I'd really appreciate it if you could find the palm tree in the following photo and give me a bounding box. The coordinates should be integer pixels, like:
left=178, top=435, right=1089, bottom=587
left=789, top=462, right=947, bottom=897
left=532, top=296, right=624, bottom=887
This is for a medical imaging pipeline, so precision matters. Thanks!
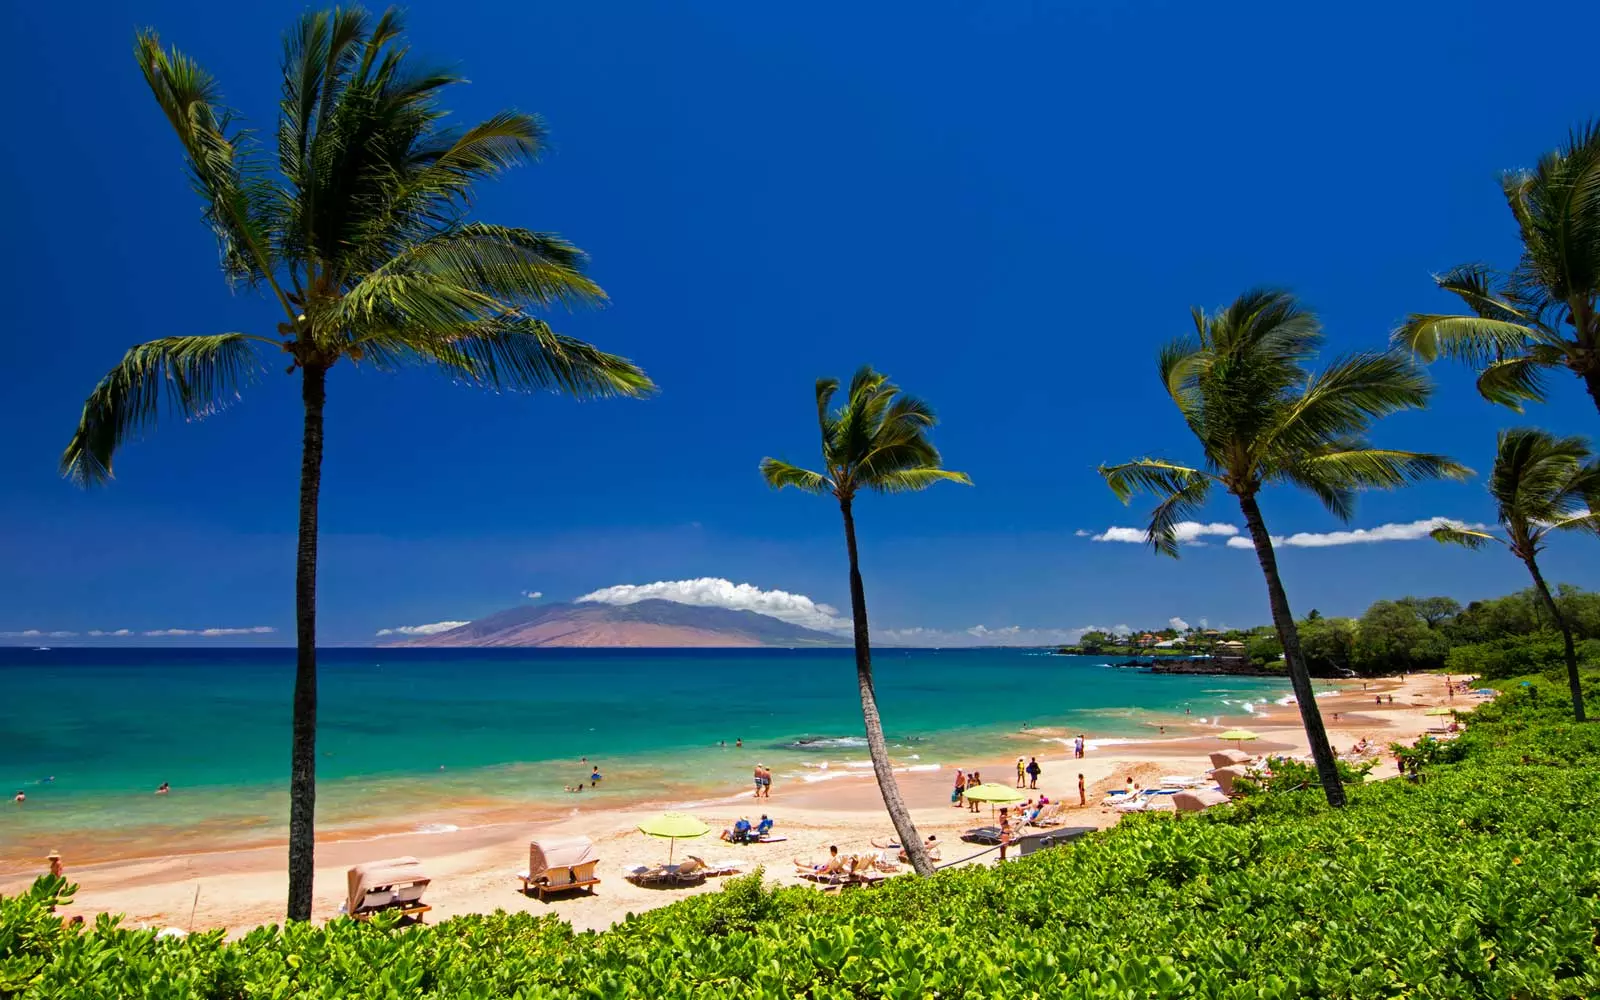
left=1395, top=124, right=1600, bottom=415
left=61, top=8, right=651, bottom=921
left=1431, top=428, right=1600, bottom=721
left=1100, top=290, right=1468, bottom=807
left=760, top=368, right=969, bottom=875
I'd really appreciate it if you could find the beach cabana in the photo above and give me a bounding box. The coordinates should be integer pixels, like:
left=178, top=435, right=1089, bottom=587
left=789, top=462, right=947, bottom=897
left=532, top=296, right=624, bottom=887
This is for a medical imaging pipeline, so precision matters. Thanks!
left=346, top=856, right=431, bottom=922
left=1209, top=748, right=1254, bottom=769
left=519, top=835, right=601, bottom=901
left=1211, top=766, right=1251, bottom=796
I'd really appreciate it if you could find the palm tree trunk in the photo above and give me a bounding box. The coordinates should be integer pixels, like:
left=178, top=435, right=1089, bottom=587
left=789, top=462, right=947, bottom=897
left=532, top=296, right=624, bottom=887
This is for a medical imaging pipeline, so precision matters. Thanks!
left=840, top=496, right=933, bottom=876
left=1522, top=554, right=1586, bottom=722
left=1583, top=368, right=1600, bottom=419
left=287, top=363, right=327, bottom=921
left=1236, top=492, right=1346, bottom=807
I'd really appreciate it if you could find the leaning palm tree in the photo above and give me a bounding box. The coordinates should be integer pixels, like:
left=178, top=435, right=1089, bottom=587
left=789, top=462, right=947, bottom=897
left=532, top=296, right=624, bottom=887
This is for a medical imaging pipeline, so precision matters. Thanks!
left=1101, top=290, right=1468, bottom=807
left=761, top=368, right=969, bottom=875
left=61, top=8, right=651, bottom=921
left=1396, top=124, right=1600, bottom=415
left=1431, top=429, right=1600, bottom=721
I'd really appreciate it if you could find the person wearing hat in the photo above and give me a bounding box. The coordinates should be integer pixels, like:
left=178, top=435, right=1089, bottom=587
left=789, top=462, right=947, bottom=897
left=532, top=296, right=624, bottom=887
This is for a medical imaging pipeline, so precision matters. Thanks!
left=47, top=850, right=62, bottom=878
left=1016, top=756, right=1027, bottom=788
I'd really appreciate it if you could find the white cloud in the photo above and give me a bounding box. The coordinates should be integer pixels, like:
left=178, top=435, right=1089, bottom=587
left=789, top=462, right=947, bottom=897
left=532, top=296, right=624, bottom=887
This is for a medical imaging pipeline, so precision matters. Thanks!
left=143, top=626, right=275, bottom=637
left=1225, top=517, right=1485, bottom=550
left=1169, top=616, right=1190, bottom=631
left=1091, top=522, right=1239, bottom=546
left=524, top=591, right=543, bottom=600
left=1073, top=529, right=1091, bottom=537
left=576, top=577, right=850, bottom=633
left=87, top=629, right=132, bottom=638
left=0, top=629, right=76, bottom=638
left=376, top=621, right=470, bottom=637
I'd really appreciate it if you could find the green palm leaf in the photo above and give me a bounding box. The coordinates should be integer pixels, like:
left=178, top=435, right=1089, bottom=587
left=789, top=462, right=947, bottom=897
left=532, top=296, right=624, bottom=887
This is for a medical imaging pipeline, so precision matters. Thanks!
left=61, top=334, right=265, bottom=486
left=760, top=459, right=831, bottom=494
left=1429, top=526, right=1498, bottom=550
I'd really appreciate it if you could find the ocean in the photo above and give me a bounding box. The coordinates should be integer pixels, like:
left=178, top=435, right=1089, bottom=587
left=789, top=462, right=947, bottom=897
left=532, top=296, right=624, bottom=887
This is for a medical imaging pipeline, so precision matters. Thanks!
left=0, top=646, right=1291, bottom=868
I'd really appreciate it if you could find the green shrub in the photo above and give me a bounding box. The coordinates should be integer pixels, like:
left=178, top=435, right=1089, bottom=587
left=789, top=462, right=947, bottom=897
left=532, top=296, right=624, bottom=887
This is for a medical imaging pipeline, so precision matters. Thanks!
left=6, top=684, right=1600, bottom=998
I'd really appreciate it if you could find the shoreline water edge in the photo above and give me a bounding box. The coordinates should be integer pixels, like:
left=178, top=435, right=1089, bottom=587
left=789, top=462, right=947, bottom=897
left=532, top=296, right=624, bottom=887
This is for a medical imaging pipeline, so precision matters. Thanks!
left=0, top=648, right=1470, bottom=936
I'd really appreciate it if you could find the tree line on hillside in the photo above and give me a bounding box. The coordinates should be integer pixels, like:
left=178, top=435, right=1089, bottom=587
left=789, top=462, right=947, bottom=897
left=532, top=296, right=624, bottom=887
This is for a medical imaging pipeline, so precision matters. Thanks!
left=58, top=4, right=1600, bottom=914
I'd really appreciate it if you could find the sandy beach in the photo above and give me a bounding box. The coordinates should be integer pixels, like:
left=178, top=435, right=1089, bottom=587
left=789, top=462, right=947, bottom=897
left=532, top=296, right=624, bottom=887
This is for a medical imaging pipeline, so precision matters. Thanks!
left=3, top=672, right=1477, bottom=936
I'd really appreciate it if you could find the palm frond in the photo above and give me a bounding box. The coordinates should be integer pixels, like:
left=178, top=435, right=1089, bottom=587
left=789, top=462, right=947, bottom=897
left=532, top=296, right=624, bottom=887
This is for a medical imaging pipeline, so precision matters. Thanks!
left=1144, top=470, right=1213, bottom=558
left=369, top=314, right=650, bottom=397
left=1430, top=526, right=1498, bottom=550
left=1270, top=351, right=1434, bottom=455
left=1391, top=314, right=1540, bottom=366
left=1277, top=447, right=1470, bottom=522
left=868, top=468, right=973, bottom=494
left=61, top=334, right=264, bottom=486
left=135, top=29, right=285, bottom=305
left=1472, top=353, right=1561, bottom=412
left=1098, top=458, right=1211, bottom=505
left=760, top=458, right=831, bottom=494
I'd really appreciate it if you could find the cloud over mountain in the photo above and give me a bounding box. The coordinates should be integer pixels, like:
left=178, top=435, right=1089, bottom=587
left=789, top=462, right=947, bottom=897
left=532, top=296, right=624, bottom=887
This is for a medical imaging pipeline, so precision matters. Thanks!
left=376, top=621, right=471, bottom=637
left=576, top=578, right=851, bottom=633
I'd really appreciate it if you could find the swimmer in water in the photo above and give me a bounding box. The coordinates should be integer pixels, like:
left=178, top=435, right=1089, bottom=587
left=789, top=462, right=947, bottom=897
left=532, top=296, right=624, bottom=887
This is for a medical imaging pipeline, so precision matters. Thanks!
left=156, top=782, right=170, bottom=795
left=13, top=791, right=24, bottom=803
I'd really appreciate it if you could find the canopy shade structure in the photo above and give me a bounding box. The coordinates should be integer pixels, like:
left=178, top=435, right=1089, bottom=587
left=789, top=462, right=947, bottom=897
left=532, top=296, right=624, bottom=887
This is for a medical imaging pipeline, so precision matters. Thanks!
left=962, top=783, right=1028, bottom=805
left=1423, top=706, right=1458, bottom=716
left=1217, top=729, right=1260, bottom=747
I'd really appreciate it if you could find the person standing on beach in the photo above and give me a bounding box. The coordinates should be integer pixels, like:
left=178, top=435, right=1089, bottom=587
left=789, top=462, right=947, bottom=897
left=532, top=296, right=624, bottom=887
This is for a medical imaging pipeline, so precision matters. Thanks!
left=952, top=769, right=966, bottom=807
left=998, top=808, right=1013, bottom=861
left=1015, top=757, right=1027, bottom=788
left=1026, top=757, right=1041, bottom=789
left=1077, top=773, right=1086, bottom=806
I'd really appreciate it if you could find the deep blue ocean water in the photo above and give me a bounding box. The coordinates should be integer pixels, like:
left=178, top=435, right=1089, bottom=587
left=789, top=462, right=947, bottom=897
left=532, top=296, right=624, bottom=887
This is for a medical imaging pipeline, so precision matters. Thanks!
left=0, top=646, right=1289, bottom=865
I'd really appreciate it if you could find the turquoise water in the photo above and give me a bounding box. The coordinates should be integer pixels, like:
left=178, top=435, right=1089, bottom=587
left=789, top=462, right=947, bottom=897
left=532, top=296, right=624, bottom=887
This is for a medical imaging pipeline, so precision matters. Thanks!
left=0, top=647, right=1289, bottom=865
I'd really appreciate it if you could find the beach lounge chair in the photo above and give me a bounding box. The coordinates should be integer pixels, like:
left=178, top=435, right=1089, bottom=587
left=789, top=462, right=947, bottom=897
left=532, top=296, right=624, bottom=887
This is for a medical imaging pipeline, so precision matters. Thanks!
left=684, top=855, right=742, bottom=877
left=518, top=835, right=601, bottom=901
left=1111, top=790, right=1157, bottom=813
left=1211, top=766, right=1251, bottom=796
left=626, top=861, right=708, bottom=888
left=1027, top=803, right=1065, bottom=827
left=960, top=825, right=1003, bottom=845
left=795, top=855, right=855, bottom=885
left=1172, top=788, right=1229, bottom=812
left=347, top=857, right=432, bottom=922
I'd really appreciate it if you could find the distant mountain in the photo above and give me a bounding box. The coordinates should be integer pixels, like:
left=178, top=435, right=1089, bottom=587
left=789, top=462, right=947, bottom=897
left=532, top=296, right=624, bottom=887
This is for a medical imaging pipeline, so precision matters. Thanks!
left=388, top=599, right=847, bottom=648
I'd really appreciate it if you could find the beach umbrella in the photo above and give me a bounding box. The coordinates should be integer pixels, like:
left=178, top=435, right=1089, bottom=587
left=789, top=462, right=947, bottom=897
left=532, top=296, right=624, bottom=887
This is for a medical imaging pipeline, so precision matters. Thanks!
left=1423, top=706, right=1457, bottom=716
left=637, top=812, right=709, bottom=863
left=962, top=782, right=1028, bottom=819
left=1217, top=729, right=1260, bottom=747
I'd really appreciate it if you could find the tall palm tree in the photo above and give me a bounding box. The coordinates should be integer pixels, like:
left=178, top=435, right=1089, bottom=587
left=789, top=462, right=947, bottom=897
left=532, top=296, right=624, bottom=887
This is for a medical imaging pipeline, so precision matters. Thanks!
left=1395, top=124, right=1600, bottom=415
left=61, top=8, right=651, bottom=921
left=761, top=368, right=969, bottom=876
left=1100, top=290, right=1468, bottom=807
left=1431, top=428, right=1600, bottom=721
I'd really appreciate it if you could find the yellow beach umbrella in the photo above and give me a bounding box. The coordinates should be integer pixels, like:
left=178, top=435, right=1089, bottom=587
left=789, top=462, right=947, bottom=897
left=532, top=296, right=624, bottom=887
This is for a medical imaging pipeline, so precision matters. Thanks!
left=637, top=812, right=710, bottom=863
left=962, top=783, right=1028, bottom=804
left=962, top=782, right=1028, bottom=819
left=1423, top=706, right=1457, bottom=716
left=1217, top=729, right=1260, bottom=746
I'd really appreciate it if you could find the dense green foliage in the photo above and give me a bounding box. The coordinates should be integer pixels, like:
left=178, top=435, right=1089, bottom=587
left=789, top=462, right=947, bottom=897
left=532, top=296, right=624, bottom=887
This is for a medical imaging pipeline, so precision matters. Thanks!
left=7, top=678, right=1600, bottom=998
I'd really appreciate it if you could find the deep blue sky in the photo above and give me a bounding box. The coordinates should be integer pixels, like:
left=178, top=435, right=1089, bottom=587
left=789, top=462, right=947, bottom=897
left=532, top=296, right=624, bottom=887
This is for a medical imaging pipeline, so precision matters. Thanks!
left=4, top=0, right=1600, bottom=645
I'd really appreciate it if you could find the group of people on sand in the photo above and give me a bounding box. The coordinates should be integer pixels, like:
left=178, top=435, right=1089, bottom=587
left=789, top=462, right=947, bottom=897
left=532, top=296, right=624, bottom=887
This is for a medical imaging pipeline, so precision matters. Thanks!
left=719, top=814, right=775, bottom=844
left=752, top=763, right=772, bottom=798
left=1014, top=756, right=1042, bottom=789
left=951, top=768, right=983, bottom=810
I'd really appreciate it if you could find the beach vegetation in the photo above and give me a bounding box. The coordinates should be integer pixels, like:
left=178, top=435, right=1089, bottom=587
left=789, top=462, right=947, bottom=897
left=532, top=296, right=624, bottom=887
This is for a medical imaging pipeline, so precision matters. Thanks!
left=1395, top=123, right=1600, bottom=416
left=1431, top=428, right=1600, bottom=720
left=57, top=7, right=651, bottom=920
left=760, top=367, right=970, bottom=876
left=1099, top=289, right=1469, bottom=806
left=6, top=677, right=1600, bottom=998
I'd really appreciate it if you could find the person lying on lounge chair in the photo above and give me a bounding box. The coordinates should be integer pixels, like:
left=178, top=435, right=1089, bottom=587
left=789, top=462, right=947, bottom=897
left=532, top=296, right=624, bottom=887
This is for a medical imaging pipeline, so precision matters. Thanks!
left=898, top=835, right=940, bottom=864
left=796, top=845, right=844, bottom=873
